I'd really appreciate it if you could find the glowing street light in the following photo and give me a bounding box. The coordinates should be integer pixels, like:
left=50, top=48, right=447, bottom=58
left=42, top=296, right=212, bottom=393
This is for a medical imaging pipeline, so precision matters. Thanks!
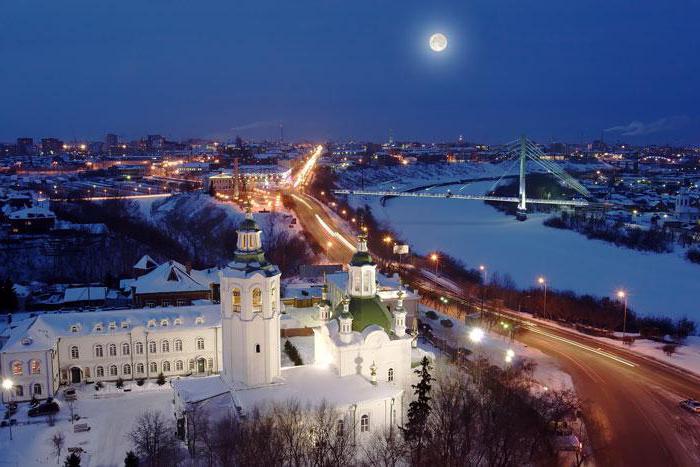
left=1, top=378, right=12, bottom=390
left=383, top=235, right=392, bottom=244
left=430, top=253, right=439, bottom=276
left=505, top=349, right=515, bottom=363
left=2, top=378, right=13, bottom=440
left=469, top=327, right=484, bottom=343
left=538, top=276, right=548, bottom=319
left=617, top=289, right=628, bottom=339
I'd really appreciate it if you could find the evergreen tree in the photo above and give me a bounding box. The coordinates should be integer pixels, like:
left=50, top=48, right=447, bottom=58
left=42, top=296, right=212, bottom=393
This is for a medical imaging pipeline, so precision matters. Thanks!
left=156, top=372, right=166, bottom=386
left=124, top=451, right=139, bottom=467
left=64, top=452, right=81, bottom=467
left=401, top=356, right=433, bottom=465
left=0, top=278, right=18, bottom=312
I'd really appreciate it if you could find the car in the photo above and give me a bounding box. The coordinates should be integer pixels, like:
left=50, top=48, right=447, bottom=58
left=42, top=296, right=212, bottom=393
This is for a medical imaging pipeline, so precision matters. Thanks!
left=679, top=399, right=700, bottom=414
left=28, top=398, right=60, bottom=417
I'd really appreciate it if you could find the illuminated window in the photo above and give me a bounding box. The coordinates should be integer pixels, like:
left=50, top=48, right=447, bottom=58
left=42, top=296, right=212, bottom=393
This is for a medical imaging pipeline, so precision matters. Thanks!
left=232, top=288, right=241, bottom=311
left=11, top=361, right=23, bottom=376
left=252, top=288, right=262, bottom=311
left=30, top=360, right=41, bottom=375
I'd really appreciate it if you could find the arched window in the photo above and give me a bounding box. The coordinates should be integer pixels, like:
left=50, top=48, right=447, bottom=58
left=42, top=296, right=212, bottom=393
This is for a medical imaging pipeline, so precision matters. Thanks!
left=96, top=366, right=104, bottom=377
left=188, top=359, right=195, bottom=370
left=196, top=337, right=205, bottom=350
left=109, top=365, right=118, bottom=376
left=122, top=343, right=130, bottom=355
left=33, top=383, right=42, bottom=395
left=161, top=340, right=170, bottom=353
left=149, top=362, right=157, bottom=373
left=149, top=341, right=157, bottom=353
left=11, top=361, right=23, bottom=376
left=270, top=286, right=277, bottom=312
left=136, top=363, right=145, bottom=374
left=360, top=414, right=370, bottom=432
left=174, top=340, right=183, bottom=352
left=14, top=385, right=23, bottom=397
left=175, top=360, right=184, bottom=371
left=232, top=288, right=241, bottom=312
left=363, top=271, right=371, bottom=293
left=388, top=368, right=394, bottom=382
left=30, top=360, right=41, bottom=375
left=95, top=345, right=104, bottom=358
left=252, top=288, right=262, bottom=311
left=135, top=342, right=144, bottom=355
left=70, top=346, right=79, bottom=359
left=163, top=361, right=171, bottom=372
left=123, top=364, right=131, bottom=375
left=353, top=272, right=361, bottom=293
left=207, top=358, right=213, bottom=369
left=108, top=344, right=117, bottom=357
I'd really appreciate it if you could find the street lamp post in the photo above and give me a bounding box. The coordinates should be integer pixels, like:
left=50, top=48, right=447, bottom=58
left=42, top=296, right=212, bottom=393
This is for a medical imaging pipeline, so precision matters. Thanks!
left=617, top=290, right=628, bottom=339
left=479, top=265, right=487, bottom=319
left=2, top=378, right=13, bottom=440
left=538, top=276, right=547, bottom=319
left=430, top=253, right=439, bottom=276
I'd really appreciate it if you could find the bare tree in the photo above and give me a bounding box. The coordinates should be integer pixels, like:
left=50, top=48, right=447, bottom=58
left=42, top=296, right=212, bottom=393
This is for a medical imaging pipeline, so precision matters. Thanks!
left=127, top=410, right=179, bottom=467
left=50, top=431, right=65, bottom=464
left=361, top=428, right=406, bottom=467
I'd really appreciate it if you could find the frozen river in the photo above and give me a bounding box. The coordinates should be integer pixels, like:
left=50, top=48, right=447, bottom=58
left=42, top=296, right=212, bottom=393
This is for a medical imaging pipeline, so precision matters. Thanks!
left=358, top=181, right=699, bottom=320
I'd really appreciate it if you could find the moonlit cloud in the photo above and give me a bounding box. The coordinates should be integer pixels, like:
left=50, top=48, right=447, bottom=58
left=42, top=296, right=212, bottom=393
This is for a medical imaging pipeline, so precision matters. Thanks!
left=604, top=116, right=689, bottom=136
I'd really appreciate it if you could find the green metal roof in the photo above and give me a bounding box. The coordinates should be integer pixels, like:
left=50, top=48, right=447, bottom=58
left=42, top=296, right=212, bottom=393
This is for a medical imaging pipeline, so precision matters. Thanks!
left=335, top=296, right=391, bottom=332
left=349, top=250, right=374, bottom=267
left=239, top=217, right=260, bottom=231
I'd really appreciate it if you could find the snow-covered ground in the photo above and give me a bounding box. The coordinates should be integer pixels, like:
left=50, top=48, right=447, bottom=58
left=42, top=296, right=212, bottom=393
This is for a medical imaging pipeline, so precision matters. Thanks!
left=0, top=382, right=173, bottom=467
left=349, top=178, right=699, bottom=321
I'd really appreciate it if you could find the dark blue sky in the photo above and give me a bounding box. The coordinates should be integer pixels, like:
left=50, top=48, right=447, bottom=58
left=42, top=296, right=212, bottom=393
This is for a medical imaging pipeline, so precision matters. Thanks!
left=2, top=0, right=699, bottom=144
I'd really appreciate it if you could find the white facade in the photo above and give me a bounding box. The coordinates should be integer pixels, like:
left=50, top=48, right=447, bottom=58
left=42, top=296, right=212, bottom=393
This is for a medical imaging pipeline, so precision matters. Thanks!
left=0, top=307, right=222, bottom=401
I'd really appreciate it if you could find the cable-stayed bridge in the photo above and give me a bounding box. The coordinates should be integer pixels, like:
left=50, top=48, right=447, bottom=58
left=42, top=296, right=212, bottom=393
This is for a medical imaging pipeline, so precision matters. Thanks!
left=334, top=135, right=592, bottom=220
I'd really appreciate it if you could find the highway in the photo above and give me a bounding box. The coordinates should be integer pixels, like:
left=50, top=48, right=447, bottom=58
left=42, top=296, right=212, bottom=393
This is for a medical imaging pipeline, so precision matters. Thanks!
left=288, top=179, right=700, bottom=466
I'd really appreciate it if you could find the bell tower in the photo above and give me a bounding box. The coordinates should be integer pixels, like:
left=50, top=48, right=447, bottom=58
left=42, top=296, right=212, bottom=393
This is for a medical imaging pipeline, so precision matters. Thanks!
left=347, top=232, right=377, bottom=298
left=220, top=206, right=281, bottom=387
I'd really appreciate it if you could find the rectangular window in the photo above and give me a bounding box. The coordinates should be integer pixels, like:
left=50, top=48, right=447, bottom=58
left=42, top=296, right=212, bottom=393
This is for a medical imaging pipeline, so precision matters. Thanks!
left=145, top=301, right=156, bottom=308
left=162, top=300, right=170, bottom=307
left=176, top=299, right=186, bottom=306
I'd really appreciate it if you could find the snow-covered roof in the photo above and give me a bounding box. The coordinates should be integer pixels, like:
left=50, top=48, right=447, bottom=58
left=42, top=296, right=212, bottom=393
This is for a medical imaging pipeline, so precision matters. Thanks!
left=8, top=206, right=55, bottom=220
left=63, top=287, right=107, bottom=303
left=172, top=375, right=231, bottom=404
left=131, top=260, right=210, bottom=294
left=134, top=254, right=158, bottom=270
left=1, top=305, right=220, bottom=354
left=233, top=365, right=403, bottom=409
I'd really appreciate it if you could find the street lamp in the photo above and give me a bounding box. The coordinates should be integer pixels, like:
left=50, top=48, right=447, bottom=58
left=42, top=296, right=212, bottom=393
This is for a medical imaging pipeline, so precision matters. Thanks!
left=538, top=276, right=548, bottom=319
left=430, top=253, right=439, bottom=276
left=479, top=265, right=487, bottom=318
left=2, top=378, right=13, bottom=440
left=469, top=327, right=484, bottom=344
left=617, top=290, right=628, bottom=339
left=505, top=349, right=515, bottom=363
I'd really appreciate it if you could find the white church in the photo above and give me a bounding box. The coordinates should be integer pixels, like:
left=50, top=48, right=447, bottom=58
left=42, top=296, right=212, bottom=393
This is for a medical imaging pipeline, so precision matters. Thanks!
left=174, top=210, right=414, bottom=440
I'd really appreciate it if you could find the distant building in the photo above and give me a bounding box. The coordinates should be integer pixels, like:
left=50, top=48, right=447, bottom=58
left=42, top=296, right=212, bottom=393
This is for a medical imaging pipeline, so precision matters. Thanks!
left=104, top=133, right=119, bottom=148
left=40, top=138, right=63, bottom=155
left=8, top=206, right=56, bottom=234
left=148, top=134, right=165, bottom=150
left=130, top=260, right=218, bottom=307
left=675, top=188, right=700, bottom=222
left=16, top=138, right=34, bottom=156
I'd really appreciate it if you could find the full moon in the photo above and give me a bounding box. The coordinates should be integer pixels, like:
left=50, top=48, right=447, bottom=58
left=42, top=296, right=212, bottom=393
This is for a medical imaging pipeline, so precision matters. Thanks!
left=429, top=33, right=448, bottom=52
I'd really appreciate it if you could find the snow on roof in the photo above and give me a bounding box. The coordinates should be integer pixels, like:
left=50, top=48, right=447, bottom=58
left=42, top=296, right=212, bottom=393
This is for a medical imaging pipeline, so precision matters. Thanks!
left=63, top=287, right=107, bottom=303
left=8, top=206, right=55, bottom=219
left=233, top=365, right=403, bottom=410
left=131, top=260, right=210, bottom=294
left=134, top=254, right=158, bottom=270
left=1, top=305, right=220, bottom=353
left=172, top=375, right=232, bottom=404
left=119, top=278, right=135, bottom=291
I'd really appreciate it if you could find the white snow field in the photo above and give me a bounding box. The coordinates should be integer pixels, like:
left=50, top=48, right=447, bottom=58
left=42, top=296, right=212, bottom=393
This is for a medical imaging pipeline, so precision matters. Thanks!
left=349, top=178, right=699, bottom=321
left=0, top=382, right=173, bottom=467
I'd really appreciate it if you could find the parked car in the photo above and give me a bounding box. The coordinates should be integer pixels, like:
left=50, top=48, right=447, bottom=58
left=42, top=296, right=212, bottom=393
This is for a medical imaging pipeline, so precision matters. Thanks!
left=28, top=398, right=60, bottom=417
left=64, top=388, right=77, bottom=401
left=679, top=399, right=700, bottom=414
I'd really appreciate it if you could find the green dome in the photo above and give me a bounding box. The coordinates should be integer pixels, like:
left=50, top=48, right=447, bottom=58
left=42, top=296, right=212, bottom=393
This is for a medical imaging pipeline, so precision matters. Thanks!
left=350, top=250, right=374, bottom=267
left=335, top=296, right=391, bottom=332
left=239, top=217, right=260, bottom=231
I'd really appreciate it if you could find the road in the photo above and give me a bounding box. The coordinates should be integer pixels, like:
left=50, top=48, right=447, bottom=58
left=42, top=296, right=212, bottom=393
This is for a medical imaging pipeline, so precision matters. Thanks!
left=289, top=187, right=700, bottom=466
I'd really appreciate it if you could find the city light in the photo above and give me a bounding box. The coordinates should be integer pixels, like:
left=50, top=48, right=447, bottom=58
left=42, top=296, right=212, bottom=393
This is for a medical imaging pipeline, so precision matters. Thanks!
left=538, top=276, right=545, bottom=285
left=469, top=327, right=484, bottom=343
left=430, top=253, right=438, bottom=262
left=2, top=378, right=12, bottom=390
left=383, top=235, right=392, bottom=244
left=617, top=290, right=626, bottom=299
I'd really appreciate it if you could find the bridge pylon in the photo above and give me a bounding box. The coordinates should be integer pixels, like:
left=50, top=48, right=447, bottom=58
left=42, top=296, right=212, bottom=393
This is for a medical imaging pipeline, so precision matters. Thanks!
left=516, top=135, right=528, bottom=221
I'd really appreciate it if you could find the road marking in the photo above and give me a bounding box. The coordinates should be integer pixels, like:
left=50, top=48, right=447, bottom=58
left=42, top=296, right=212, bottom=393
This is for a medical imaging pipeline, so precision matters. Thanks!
left=528, top=326, right=636, bottom=368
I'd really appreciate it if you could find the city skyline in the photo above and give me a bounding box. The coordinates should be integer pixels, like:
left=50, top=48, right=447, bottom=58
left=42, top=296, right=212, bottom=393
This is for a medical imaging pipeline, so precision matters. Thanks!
left=2, top=1, right=699, bottom=144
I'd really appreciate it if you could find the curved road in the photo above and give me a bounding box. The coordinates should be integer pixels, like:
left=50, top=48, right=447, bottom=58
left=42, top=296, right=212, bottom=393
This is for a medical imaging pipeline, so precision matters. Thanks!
left=290, top=189, right=700, bottom=466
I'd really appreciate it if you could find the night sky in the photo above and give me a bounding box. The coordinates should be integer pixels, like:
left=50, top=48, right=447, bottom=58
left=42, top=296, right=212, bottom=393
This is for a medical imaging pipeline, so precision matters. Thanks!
left=2, top=0, right=699, bottom=144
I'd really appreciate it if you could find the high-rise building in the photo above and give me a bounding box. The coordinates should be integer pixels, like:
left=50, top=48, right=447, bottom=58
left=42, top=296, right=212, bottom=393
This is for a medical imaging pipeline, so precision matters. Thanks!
left=147, top=134, right=165, bottom=150
left=41, top=138, right=64, bottom=155
left=16, top=138, right=34, bottom=156
left=104, top=133, right=119, bottom=148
